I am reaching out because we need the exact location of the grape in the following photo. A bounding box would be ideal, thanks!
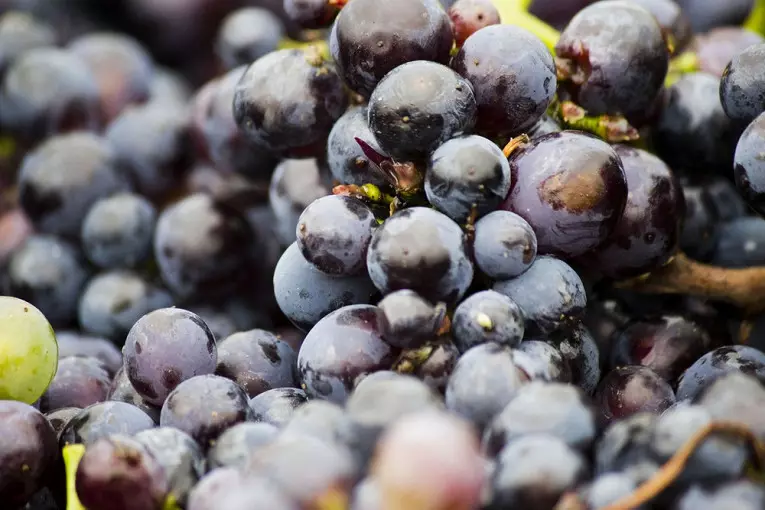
[187,468,299,510]
[0,401,58,507]
[274,242,378,332]
[713,217,765,267]
[135,427,206,507]
[676,481,765,510]
[493,256,586,335]
[296,195,376,276]
[676,345,765,401]
[330,0,453,98]
[705,176,749,222]
[233,48,348,153]
[215,329,298,398]
[696,372,765,439]
[448,0,500,46]
[550,323,602,395]
[720,43,765,126]
[326,106,389,188]
[60,401,155,446]
[283,0,339,29]
[45,406,81,441]
[734,112,765,215]
[367,207,474,306]
[515,340,572,383]
[207,422,278,469]
[595,412,658,475]
[39,356,111,412]
[445,343,530,429]
[679,180,718,261]
[377,290,446,349]
[679,1,757,37]
[280,400,350,446]
[78,271,173,343]
[0,296,58,404]
[415,340,460,393]
[215,8,284,70]
[595,366,676,423]
[473,210,537,280]
[576,145,685,279]
[248,387,307,427]
[75,435,169,510]
[368,60,477,160]
[297,304,398,404]
[160,375,255,450]
[425,135,511,224]
[108,367,161,424]
[452,290,524,353]
[629,0,693,53]
[148,67,191,107]
[0,11,55,77]
[555,0,668,122]
[528,114,562,139]
[501,131,627,258]
[483,382,598,456]
[123,307,216,406]
[452,24,555,137]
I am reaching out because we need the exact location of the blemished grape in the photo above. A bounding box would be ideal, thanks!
[296,195,376,276]
[0,296,58,404]
[330,0,454,98]
[595,365,676,423]
[452,290,524,353]
[676,345,765,401]
[60,401,156,446]
[160,374,255,450]
[215,329,298,398]
[473,210,537,280]
[720,43,765,126]
[734,112,765,215]
[297,304,398,404]
[0,401,58,507]
[248,387,307,427]
[39,356,111,412]
[452,24,556,137]
[415,340,460,393]
[551,323,602,396]
[207,422,278,469]
[367,60,477,160]
[75,435,169,510]
[367,207,474,306]
[377,290,446,350]
[448,0,500,46]
[515,340,572,383]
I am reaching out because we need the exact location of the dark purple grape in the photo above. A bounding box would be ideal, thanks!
[68,32,154,123]
[81,192,157,269]
[60,401,156,447]
[160,375,255,450]
[705,177,749,223]
[489,434,588,510]
[555,1,668,122]
[40,356,111,412]
[445,343,530,429]
[367,207,474,306]
[713,217,765,268]
[296,195,376,276]
[515,340,572,383]
[124,307,217,406]
[368,60,476,160]
[720,43,765,126]
[18,131,129,238]
[330,0,453,98]
[0,48,100,142]
[75,435,169,510]
[215,8,284,70]
[655,73,737,175]
[326,105,389,188]
[500,131,628,258]
[452,290,524,353]
[105,102,193,200]
[576,145,685,279]
[233,48,348,153]
[677,345,765,401]
[196,67,280,180]
[269,158,330,246]
[629,0,692,53]
[448,0,500,47]
[734,112,765,215]
[452,24,555,137]
[78,271,173,343]
[297,304,398,404]
[45,406,81,441]
[681,2,757,41]
[134,427,206,507]
[207,422,278,469]
[108,367,161,424]
[425,135,510,223]
[0,401,58,507]
[215,329,298,398]
[473,210,537,280]
[274,242,378,332]
[610,316,712,383]
[493,256,586,335]
[187,468,299,510]
[595,366,676,422]
[377,289,446,349]
[249,387,307,427]
[679,180,718,261]
[154,193,256,300]
[5,235,89,327]
[55,331,122,376]
[676,481,765,510]
[696,372,765,439]
[0,11,55,77]
[528,0,591,29]
[483,382,597,456]
[550,323,602,395]
[415,340,460,393]
[284,0,339,29]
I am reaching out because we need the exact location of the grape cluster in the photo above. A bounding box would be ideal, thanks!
[2,0,765,509]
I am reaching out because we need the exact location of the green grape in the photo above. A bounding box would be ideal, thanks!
[0,296,58,403]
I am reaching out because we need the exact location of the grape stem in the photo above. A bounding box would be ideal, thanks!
[617,252,765,316]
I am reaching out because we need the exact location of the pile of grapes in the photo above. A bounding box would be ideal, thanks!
[2,0,765,508]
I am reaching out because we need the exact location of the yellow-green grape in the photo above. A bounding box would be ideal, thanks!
[0,296,58,403]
